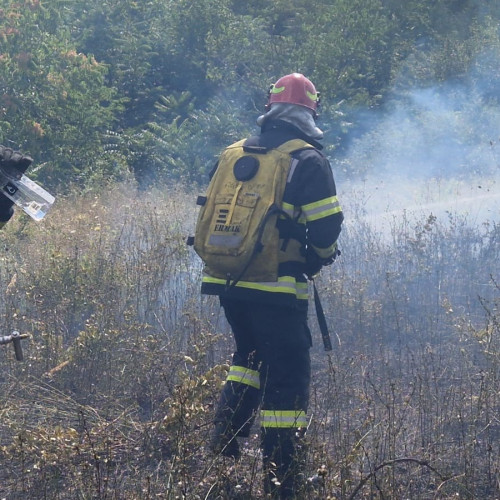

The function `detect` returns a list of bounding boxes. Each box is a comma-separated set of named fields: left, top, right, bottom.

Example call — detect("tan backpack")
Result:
left=191, top=138, right=312, bottom=286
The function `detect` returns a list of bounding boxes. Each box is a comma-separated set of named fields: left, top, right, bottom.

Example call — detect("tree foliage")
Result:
left=0, top=0, right=499, bottom=188
left=0, top=1, right=123, bottom=188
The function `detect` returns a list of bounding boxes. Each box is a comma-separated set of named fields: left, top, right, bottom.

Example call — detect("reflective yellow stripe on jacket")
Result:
left=311, top=241, right=338, bottom=260
left=260, top=410, right=308, bottom=428
left=227, top=365, right=260, bottom=389
left=302, top=195, right=342, bottom=221
left=281, top=201, right=305, bottom=221
left=201, top=274, right=308, bottom=300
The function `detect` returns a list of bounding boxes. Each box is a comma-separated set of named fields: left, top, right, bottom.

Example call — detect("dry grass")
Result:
left=0, top=183, right=499, bottom=499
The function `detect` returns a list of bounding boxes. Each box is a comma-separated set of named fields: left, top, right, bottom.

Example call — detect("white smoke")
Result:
left=333, top=53, right=500, bottom=231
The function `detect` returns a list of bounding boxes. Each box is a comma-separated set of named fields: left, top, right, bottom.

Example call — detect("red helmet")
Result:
left=266, top=73, right=320, bottom=112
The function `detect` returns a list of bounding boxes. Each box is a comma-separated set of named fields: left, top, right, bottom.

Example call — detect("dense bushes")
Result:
left=2, top=0, right=500, bottom=187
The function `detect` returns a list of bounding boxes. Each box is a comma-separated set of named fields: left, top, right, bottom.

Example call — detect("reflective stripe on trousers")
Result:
left=260, top=410, right=308, bottom=428
left=226, top=365, right=261, bottom=389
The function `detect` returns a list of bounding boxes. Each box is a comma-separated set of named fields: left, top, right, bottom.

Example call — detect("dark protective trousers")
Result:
left=215, top=296, right=312, bottom=497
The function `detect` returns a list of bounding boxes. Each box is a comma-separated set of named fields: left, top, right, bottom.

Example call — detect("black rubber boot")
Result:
left=261, top=428, right=307, bottom=499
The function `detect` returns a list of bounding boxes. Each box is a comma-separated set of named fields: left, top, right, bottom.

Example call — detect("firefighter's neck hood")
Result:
left=257, top=103, right=324, bottom=140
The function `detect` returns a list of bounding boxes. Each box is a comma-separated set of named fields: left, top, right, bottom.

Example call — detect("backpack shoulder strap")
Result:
left=225, top=138, right=314, bottom=155
left=275, top=139, right=315, bottom=155
left=224, top=139, right=247, bottom=151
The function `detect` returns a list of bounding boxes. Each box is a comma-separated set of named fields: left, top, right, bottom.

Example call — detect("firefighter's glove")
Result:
left=304, top=246, right=340, bottom=280
left=304, top=247, right=324, bottom=280
left=0, top=146, right=33, bottom=179
left=0, top=192, right=14, bottom=221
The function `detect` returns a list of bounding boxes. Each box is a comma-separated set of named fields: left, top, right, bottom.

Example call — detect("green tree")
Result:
left=384, top=0, right=500, bottom=87
left=296, top=0, right=393, bottom=110
left=0, top=0, right=124, bottom=189
left=3, top=0, right=500, bottom=186
left=68, top=0, right=174, bottom=128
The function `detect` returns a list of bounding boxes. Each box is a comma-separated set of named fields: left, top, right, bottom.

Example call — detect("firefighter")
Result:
left=203, top=73, right=344, bottom=498
left=0, top=145, right=33, bottom=229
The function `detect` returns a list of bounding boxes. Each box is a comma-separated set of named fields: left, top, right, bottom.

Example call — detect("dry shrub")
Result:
left=0, top=184, right=237, bottom=499
left=0, top=183, right=499, bottom=498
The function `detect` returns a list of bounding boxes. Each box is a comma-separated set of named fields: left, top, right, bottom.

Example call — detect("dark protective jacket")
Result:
left=0, top=194, right=14, bottom=229
left=201, top=119, right=343, bottom=307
